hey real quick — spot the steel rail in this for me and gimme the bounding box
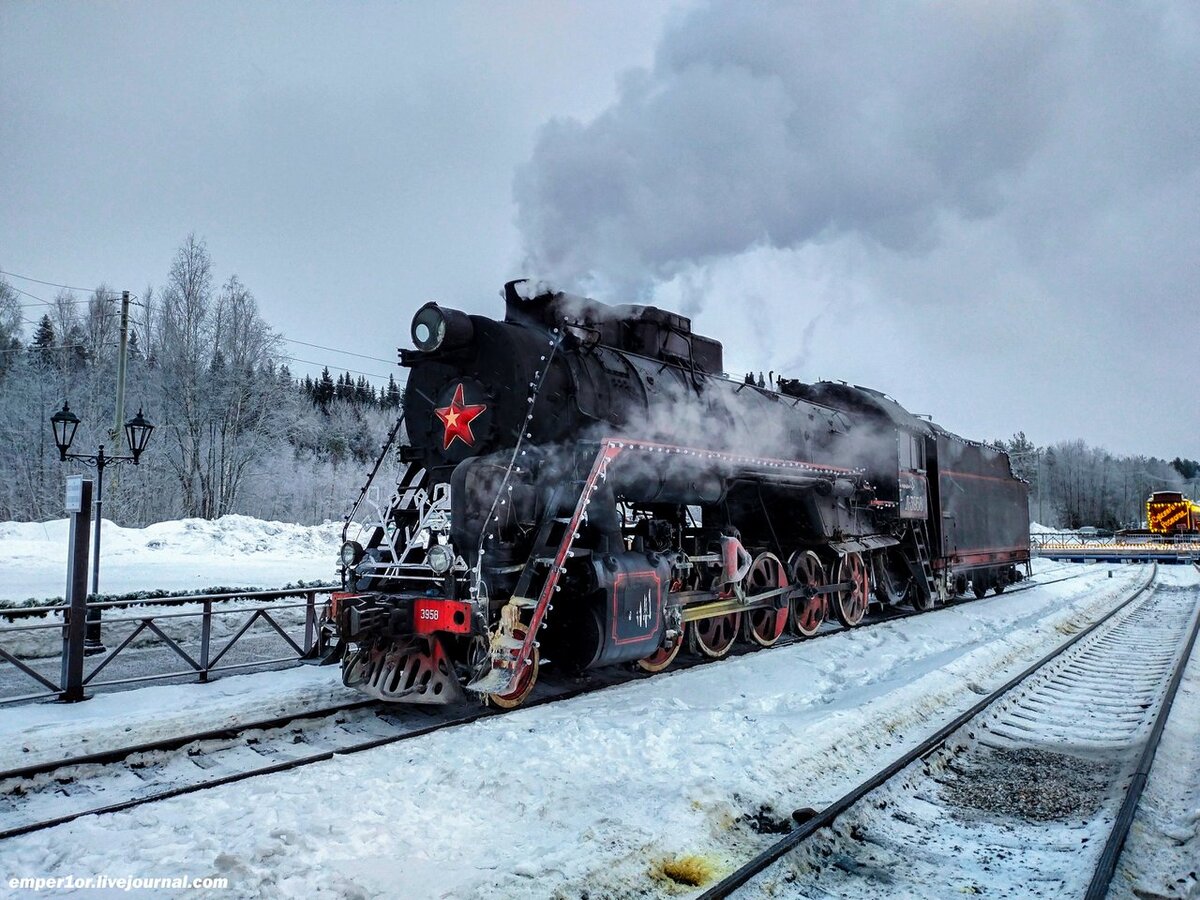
[1083,578,1200,899]
[696,563,1159,900]
[0,676,605,842]
[0,565,1098,843]
[1,618,875,838]
[0,699,378,784]
[0,587,929,782]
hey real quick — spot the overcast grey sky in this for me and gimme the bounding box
[2,1,1196,459]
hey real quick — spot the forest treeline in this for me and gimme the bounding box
[0,236,397,525]
[993,434,1197,530]
[1,236,1196,528]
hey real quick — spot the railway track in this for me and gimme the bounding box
[698,563,1200,899]
[0,565,1093,843]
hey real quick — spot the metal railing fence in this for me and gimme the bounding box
[0,587,336,705]
[1031,532,1200,564]
[1031,532,1200,549]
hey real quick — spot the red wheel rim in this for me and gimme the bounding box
[692,613,741,658]
[744,553,788,646]
[637,622,686,673]
[788,550,827,637]
[834,552,869,627]
[488,627,538,708]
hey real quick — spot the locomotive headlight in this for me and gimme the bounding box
[412,304,447,352]
[340,540,364,568]
[411,302,474,353]
[426,543,454,575]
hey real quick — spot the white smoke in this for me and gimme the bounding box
[515,1,1068,297]
[512,1,1200,455]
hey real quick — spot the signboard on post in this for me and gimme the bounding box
[65,476,84,513]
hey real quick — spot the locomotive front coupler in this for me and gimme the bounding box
[337,591,475,643]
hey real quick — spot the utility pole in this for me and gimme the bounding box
[90,289,133,635]
[110,290,132,452]
[1038,451,1044,524]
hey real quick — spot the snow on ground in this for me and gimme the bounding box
[744,564,1200,899]
[0,516,341,603]
[0,563,1167,899]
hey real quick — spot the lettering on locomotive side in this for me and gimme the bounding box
[631,588,654,630]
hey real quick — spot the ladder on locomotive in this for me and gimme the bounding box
[467,441,623,695]
[907,520,938,604]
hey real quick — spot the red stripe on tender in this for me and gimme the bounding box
[940,469,1025,486]
[934,546,1029,568]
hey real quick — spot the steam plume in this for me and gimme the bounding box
[514,1,1197,305]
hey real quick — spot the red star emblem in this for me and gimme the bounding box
[434,383,487,450]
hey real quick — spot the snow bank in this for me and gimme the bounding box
[0,516,342,602]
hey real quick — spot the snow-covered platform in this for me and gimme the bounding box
[5,562,1194,899]
[1033,532,1200,564]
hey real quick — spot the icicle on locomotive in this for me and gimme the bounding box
[328,280,1029,707]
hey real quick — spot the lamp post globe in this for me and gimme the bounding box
[124,409,155,462]
[50,402,80,461]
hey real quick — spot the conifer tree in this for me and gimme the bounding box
[32,314,55,350]
[385,373,402,409]
[315,367,335,407]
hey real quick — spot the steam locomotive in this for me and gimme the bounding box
[330,280,1030,707]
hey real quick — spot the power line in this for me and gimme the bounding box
[0,268,122,296]
[0,342,118,356]
[8,315,397,381]
[280,337,396,366]
[4,266,397,360]
[6,285,53,306]
[277,354,394,381]
[6,283,133,309]
[4,269,403,384]
[18,314,122,333]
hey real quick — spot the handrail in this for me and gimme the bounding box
[1030,532,1200,552]
[0,585,339,705]
[0,584,336,619]
[342,412,406,543]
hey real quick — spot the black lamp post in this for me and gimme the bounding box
[50,402,155,653]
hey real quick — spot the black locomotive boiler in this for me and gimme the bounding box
[330,281,1030,707]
